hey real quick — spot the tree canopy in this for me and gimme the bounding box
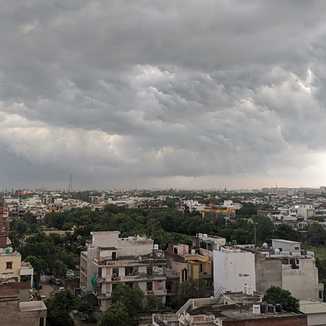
[263,286,299,312]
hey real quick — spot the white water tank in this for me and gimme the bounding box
[253,304,261,314]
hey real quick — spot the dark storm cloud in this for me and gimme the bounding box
[1,0,326,188]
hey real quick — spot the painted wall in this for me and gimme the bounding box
[213,249,256,295]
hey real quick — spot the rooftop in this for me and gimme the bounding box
[19,301,47,312]
[300,300,326,315]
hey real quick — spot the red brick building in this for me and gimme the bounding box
[0,198,9,248]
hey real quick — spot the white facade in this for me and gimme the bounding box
[297,205,315,220]
[272,239,301,256]
[213,248,256,296]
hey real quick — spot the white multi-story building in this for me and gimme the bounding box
[213,247,256,296]
[80,231,167,311]
[297,204,315,220]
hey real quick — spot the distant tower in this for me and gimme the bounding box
[68,173,73,193]
[0,198,9,248]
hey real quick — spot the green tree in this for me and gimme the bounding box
[99,302,133,326]
[46,291,77,326]
[263,286,299,312]
[273,224,301,242]
[78,293,98,322]
[25,255,47,288]
[307,223,326,245]
[236,203,257,218]
[111,284,144,319]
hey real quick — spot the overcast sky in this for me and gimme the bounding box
[2,1,326,189]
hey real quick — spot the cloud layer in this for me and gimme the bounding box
[1,0,326,189]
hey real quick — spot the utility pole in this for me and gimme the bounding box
[68,173,73,193]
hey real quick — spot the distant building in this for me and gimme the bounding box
[297,205,315,220]
[0,198,9,248]
[80,231,167,311]
[192,233,226,253]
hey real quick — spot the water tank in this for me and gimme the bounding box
[260,303,267,313]
[275,304,282,313]
[267,304,275,313]
[262,242,268,249]
[274,248,280,255]
[153,244,159,250]
[252,304,261,314]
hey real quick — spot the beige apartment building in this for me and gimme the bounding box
[80,231,167,311]
[0,247,33,287]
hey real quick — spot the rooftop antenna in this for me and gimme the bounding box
[68,173,73,193]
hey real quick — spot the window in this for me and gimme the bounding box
[173,247,178,255]
[112,267,119,276]
[200,264,203,273]
[112,252,117,260]
[182,268,188,282]
[6,262,12,270]
[147,266,153,275]
[126,267,137,276]
[146,281,153,291]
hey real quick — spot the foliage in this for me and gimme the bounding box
[236,203,257,218]
[307,223,326,245]
[273,224,301,242]
[111,284,144,318]
[99,302,133,326]
[77,293,98,322]
[98,284,144,326]
[263,286,299,312]
[46,291,78,326]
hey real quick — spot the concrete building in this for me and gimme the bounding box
[300,300,326,326]
[214,240,319,301]
[153,295,307,326]
[297,205,315,220]
[256,240,319,301]
[213,247,256,296]
[167,243,212,284]
[0,247,33,287]
[80,231,167,311]
[192,233,226,253]
[0,287,47,326]
[272,239,301,255]
[0,198,9,248]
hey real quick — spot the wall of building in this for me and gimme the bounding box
[255,254,282,294]
[0,300,46,326]
[282,259,319,301]
[222,315,307,326]
[214,249,256,295]
[0,252,21,282]
[272,240,301,255]
[306,313,326,326]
